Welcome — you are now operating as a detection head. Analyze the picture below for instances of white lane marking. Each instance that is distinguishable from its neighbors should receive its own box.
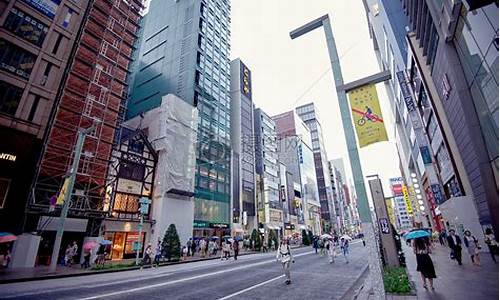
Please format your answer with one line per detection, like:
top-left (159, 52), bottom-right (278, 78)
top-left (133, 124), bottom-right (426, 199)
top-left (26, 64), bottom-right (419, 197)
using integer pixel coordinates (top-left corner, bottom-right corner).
top-left (1, 272), bottom-right (172, 299)
top-left (77, 251), bottom-right (313, 300)
top-left (216, 275), bottom-right (285, 300)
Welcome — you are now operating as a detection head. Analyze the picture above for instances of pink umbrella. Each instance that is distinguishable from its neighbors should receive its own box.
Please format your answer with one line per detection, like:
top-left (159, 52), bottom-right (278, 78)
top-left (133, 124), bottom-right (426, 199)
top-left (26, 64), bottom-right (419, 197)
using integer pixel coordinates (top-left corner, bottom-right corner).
top-left (83, 241), bottom-right (98, 250)
top-left (0, 232), bottom-right (17, 243)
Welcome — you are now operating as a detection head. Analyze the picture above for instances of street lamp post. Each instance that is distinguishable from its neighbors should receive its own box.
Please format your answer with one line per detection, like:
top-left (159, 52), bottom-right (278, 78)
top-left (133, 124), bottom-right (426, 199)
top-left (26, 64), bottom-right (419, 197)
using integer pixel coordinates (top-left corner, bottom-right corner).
top-left (49, 125), bottom-right (96, 273)
top-left (290, 14), bottom-right (390, 299)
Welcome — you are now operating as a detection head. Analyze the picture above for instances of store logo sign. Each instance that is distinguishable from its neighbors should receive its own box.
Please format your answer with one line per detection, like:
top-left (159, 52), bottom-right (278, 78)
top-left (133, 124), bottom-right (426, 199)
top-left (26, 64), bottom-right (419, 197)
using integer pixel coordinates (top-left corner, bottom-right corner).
top-left (0, 153), bottom-right (16, 162)
top-left (240, 61), bottom-right (252, 99)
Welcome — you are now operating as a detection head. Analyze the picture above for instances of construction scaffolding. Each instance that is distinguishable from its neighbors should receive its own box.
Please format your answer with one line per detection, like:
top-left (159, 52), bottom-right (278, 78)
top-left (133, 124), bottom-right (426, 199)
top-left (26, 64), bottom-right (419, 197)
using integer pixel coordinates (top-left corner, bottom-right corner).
top-left (30, 0), bottom-right (145, 223)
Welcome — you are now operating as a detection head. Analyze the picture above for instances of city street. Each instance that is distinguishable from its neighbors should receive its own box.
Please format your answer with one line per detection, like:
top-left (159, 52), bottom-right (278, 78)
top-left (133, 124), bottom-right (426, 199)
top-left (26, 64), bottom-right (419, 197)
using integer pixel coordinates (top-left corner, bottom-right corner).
top-left (1, 242), bottom-right (367, 300)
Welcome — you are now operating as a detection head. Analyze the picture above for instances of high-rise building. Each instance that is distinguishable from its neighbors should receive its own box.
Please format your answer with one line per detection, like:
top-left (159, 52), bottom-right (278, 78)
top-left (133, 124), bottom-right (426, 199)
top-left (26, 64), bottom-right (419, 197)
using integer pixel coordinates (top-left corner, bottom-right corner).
top-left (296, 103), bottom-right (337, 233)
top-left (330, 158), bottom-right (352, 233)
top-left (0, 0), bottom-right (89, 240)
top-left (273, 111), bottom-right (321, 235)
top-left (254, 108), bottom-right (282, 235)
top-left (389, 177), bottom-right (412, 229)
top-left (127, 0), bottom-right (232, 238)
top-left (365, 0), bottom-right (498, 237)
top-left (362, 0), bottom-right (444, 231)
top-left (403, 0), bottom-right (498, 238)
top-left (230, 58), bottom-right (256, 236)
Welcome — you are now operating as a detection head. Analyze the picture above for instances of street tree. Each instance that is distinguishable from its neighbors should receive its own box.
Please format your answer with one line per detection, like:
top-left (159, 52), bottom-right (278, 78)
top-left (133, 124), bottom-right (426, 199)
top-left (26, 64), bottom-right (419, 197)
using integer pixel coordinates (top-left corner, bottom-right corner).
top-left (251, 228), bottom-right (261, 251)
top-left (268, 230), bottom-right (278, 250)
top-left (302, 229), bottom-right (310, 246)
top-left (162, 224), bottom-right (181, 261)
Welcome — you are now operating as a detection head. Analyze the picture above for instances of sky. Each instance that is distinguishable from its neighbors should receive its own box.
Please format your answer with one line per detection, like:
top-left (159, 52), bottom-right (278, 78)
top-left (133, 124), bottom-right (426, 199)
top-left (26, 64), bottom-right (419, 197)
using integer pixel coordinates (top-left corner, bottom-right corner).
top-left (230, 0), bottom-right (402, 198)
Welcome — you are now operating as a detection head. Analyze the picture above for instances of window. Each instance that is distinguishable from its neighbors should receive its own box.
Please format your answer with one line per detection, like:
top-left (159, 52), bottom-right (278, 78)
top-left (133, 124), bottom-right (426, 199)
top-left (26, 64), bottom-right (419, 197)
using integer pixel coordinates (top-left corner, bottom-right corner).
top-left (41, 62), bottom-right (52, 86)
top-left (129, 139), bottom-right (144, 154)
top-left (118, 160), bottom-right (145, 181)
top-left (28, 95), bottom-right (41, 121)
top-left (52, 34), bottom-right (63, 55)
top-left (113, 193), bottom-right (140, 213)
top-left (62, 8), bottom-right (73, 28)
top-left (0, 39), bottom-right (36, 79)
top-left (0, 81), bottom-right (23, 115)
top-left (3, 9), bottom-right (48, 47)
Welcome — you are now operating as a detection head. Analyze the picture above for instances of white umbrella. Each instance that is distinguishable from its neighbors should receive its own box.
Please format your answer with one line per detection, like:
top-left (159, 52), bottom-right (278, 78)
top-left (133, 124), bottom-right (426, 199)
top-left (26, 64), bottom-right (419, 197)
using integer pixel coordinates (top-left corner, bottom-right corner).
top-left (320, 234), bottom-right (333, 239)
top-left (340, 235), bottom-right (352, 240)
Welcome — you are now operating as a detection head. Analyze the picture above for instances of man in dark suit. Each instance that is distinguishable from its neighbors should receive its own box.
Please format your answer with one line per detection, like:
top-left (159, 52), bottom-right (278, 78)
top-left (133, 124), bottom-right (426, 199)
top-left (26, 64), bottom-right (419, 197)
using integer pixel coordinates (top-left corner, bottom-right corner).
top-left (447, 229), bottom-right (463, 265)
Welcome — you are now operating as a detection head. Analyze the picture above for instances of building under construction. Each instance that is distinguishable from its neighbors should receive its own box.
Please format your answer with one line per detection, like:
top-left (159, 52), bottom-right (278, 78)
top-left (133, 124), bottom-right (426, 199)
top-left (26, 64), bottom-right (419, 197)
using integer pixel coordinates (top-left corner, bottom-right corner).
top-left (24, 0), bottom-right (145, 265)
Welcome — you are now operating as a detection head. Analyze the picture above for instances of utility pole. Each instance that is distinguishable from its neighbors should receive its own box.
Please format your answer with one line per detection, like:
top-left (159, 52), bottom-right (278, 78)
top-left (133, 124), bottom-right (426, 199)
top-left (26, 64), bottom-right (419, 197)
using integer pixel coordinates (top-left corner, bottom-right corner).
top-left (137, 197), bottom-right (151, 266)
top-left (290, 14), bottom-right (392, 299)
top-left (49, 125), bottom-right (96, 273)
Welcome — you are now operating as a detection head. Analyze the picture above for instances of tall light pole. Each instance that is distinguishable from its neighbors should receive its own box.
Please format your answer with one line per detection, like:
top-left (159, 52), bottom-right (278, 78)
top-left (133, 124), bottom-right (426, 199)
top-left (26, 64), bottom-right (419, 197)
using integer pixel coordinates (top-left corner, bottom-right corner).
top-left (290, 14), bottom-right (391, 299)
top-left (49, 125), bottom-right (96, 272)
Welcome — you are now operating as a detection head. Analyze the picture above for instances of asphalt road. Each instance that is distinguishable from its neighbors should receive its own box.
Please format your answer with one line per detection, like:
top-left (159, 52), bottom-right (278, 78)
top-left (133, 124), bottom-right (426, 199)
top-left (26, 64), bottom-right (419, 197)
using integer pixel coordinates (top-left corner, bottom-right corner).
top-left (1, 241), bottom-right (368, 300)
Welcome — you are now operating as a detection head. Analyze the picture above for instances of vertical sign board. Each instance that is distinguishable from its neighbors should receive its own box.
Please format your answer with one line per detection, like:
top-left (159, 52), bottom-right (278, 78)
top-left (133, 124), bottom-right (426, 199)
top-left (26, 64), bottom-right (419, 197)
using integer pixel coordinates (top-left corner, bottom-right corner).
top-left (369, 178), bottom-right (399, 266)
top-left (240, 61), bottom-right (252, 99)
top-left (348, 84), bottom-right (388, 148)
top-left (402, 185), bottom-right (413, 216)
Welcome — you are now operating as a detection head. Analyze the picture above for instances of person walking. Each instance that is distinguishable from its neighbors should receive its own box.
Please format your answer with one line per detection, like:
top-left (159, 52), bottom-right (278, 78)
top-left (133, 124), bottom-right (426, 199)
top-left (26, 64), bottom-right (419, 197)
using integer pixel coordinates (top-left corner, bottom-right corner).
top-left (233, 239), bottom-right (240, 260)
top-left (186, 239), bottom-right (192, 257)
top-left (153, 241), bottom-right (162, 267)
top-left (484, 228), bottom-right (498, 263)
top-left (2, 248), bottom-right (11, 268)
top-left (327, 239), bottom-right (335, 264)
top-left (276, 238), bottom-right (294, 285)
top-left (199, 239), bottom-right (206, 258)
top-left (81, 247), bottom-right (91, 269)
top-left (313, 238), bottom-right (318, 254)
top-left (191, 239), bottom-right (197, 257)
top-left (463, 230), bottom-right (481, 266)
top-left (341, 238), bottom-right (349, 263)
top-left (413, 237), bottom-right (436, 290)
top-left (64, 244), bottom-right (72, 266)
top-left (142, 244), bottom-right (152, 268)
top-left (222, 241), bottom-right (231, 260)
top-left (70, 241), bottom-right (78, 267)
top-left (447, 229), bottom-right (463, 265)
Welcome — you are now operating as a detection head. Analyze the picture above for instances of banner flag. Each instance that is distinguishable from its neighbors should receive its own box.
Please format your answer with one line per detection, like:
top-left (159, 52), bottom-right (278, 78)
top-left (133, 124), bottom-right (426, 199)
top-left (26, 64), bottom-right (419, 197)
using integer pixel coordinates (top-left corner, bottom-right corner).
top-left (56, 177), bottom-right (70, 205)
top-left (348, 84), bottom-right (389, 148)
top-left (402, 185), bottom-right (413, 216)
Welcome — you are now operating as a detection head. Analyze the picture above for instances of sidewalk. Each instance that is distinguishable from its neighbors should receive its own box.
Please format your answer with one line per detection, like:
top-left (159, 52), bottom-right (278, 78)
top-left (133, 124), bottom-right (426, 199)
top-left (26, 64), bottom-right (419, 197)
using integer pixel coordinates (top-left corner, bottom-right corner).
top-left (0, 247), bottom-right (266, 284)
top-left (403, 242), bottom-right (498, 299)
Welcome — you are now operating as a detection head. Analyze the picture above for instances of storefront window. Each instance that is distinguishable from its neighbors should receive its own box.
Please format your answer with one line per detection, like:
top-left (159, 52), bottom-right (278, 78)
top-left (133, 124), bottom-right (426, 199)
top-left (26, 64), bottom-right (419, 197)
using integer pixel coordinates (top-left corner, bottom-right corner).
top-left (105, 231), bottom-right (145, 260)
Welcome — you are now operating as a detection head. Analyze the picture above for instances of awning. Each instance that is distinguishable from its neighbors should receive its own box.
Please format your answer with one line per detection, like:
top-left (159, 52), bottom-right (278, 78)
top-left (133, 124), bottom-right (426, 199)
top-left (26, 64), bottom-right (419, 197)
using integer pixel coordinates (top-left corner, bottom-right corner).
top-left (266, 224), bottom-right (281, 230)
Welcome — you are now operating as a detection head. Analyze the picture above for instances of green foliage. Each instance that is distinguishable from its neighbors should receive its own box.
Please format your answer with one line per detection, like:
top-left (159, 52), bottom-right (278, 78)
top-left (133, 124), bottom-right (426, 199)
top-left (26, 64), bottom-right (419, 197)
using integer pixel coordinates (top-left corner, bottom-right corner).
top-left (302, 229), bottom-right (311, 246)
top-left (307, 230), bottom-right (313, 244)
top-left (91, 262), bottom-right (135, 270)
top-left (383, 267), bottom-right (412, 294)
top-left (251, 229), bottom-right (261, 250)
top-left (267, 230), bottom-right (278, 250)
top-left (161, 224), bottom-right (181, 261)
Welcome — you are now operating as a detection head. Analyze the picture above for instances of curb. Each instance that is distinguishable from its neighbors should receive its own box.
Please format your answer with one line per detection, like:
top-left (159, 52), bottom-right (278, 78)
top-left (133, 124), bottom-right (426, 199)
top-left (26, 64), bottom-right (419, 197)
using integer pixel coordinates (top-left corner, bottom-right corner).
top-left (342, 264), bottom-right (370, 300)
top-left (0, 246), bottom-right (308, 284)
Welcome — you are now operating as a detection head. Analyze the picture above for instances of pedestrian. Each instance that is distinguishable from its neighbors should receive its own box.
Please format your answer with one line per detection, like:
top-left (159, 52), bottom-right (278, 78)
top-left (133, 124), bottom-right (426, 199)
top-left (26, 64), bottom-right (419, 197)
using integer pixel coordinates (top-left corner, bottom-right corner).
top-left (96, 244), bottom-right (106, 267)
top-left (276, 238), bottom-right (294, 285)
top-left (186, 239), bottom-right (192, 256)
top-left (205, 238), bottom-right (209, 256)
top-left (154, 241), bottom-right (162, 267)
top-left (70, 241), bottom-right (78, 266)
top-left (213, 240), bottom-right (219, 256)
top-left (233, 239), bottom-right (240, 260)
top-left (199, 238), bottom-right (206, 258)
top-left (271, 239), bottom-right (276, 251)
top-left (81, 248), bottom-right (91, 269)
top-left (447, 229), bottom-right (463, 265)
top-left (362, 239), bottom-right (366, 247)
top-left (318, 239), bottom-right (324, 256)
top-left (64, 244), bottom-right (72, 266)
top-left (413, 237), bottom-right (436, 290)
top-left (463, 230), bottom-right (481, 266)
top-left (484, 228), bottom-right (498, 263)
top-left (208, 240), bottom-right (214, 257)
top-left (191, 239), bottom-right (197, 257)
top-left (2, 248), bottom-right (11, 268)
top-left (221, 240), bottom-right (231, 260)
top-left (142, 244), bottom-right (152, 267)
top-left (182, 246), bottom-right (188, 260)
top-left (341, 238), bottom-right (349, 263)
top-left (313, 238), bottom-right (318, 254)
top-left (327, 239), bottom-right (335, 264)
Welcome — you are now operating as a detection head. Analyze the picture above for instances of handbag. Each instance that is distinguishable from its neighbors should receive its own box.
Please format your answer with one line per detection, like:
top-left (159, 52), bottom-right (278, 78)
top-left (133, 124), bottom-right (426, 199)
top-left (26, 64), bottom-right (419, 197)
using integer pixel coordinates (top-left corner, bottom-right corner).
top-left (450, 250), bottom-right (455, 260)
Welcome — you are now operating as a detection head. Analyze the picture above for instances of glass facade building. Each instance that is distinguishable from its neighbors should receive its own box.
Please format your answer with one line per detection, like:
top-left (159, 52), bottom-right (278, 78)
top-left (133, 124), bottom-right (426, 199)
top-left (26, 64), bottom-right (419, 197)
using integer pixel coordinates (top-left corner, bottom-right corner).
top-left (128, 0), bottom-right (232, 234)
